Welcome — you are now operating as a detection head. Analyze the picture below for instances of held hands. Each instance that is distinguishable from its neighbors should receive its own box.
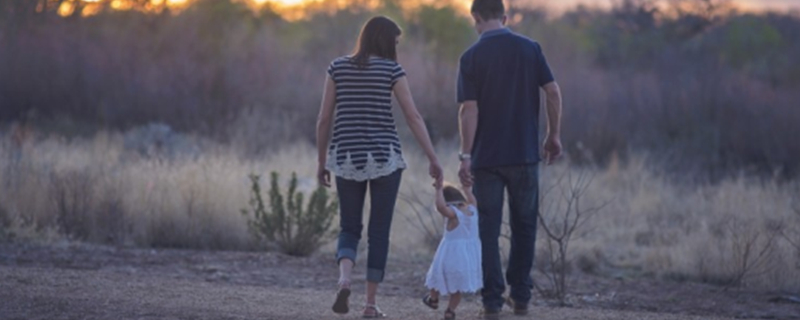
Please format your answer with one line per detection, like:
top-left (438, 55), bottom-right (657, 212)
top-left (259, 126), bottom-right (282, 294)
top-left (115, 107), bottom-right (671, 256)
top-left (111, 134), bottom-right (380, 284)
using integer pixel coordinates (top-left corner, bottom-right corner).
top-left (429, 160), bottom-right (443, 188)
top-left (543, 134), bottom-right (563, 165)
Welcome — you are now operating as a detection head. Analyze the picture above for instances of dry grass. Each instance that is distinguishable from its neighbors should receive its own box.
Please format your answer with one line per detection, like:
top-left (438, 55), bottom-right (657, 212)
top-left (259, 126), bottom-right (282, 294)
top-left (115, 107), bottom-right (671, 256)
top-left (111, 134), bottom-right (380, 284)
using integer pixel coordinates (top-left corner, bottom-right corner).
top-left (1, 132), bottom-right (798, 291)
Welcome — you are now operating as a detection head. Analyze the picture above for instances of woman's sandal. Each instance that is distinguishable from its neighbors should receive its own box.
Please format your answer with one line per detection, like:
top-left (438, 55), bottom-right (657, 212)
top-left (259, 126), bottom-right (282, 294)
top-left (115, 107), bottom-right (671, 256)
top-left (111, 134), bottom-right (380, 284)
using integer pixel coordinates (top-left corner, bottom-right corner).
top-left (444, 308), bottom-right (456, 320)
top-left (362, 304), bottom-right (387, 319)
top-left (422, 294), bottom-right (439, 310)
top-left (331, 282), bottom-right (351, 314)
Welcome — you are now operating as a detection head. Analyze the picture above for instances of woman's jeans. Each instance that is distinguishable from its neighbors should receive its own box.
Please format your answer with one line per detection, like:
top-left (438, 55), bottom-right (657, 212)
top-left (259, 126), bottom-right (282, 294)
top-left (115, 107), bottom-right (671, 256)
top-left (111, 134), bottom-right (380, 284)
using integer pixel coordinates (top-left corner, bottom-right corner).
top-left (335, 169), bottom-right (402, 283)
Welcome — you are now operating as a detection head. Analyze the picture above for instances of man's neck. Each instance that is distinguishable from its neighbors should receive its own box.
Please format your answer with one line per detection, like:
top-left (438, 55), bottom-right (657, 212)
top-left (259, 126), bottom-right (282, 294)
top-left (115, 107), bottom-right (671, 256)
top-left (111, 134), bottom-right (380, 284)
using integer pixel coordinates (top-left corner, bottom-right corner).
top-left (479, 20), bottom-right (505, 35)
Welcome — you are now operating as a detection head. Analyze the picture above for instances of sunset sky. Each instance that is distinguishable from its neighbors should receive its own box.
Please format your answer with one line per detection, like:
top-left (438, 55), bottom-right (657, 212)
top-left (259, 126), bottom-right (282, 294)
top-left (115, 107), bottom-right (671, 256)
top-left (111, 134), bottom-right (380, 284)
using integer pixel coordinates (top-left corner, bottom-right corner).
top-left (551, 0), bottom-right (800, 11)
top-left (259, 0), bottom-right (800, 11)
top-left (262, 0), bottom-right (800, 19)
top-left (65, 0), bottom-right (800, 18)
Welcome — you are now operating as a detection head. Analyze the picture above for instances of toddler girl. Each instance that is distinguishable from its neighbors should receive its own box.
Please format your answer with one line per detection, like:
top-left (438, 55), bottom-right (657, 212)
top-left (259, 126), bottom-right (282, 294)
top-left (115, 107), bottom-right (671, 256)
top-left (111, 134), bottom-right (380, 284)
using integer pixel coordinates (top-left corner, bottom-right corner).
top-left (422, 181), bottom-right (483, 320)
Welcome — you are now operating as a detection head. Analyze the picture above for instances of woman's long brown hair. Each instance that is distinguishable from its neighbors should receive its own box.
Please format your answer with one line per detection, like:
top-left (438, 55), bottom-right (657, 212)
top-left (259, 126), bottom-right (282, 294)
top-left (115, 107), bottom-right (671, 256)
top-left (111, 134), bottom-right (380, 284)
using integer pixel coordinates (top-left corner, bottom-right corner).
top-left (351, 16), bottom-right (402, 67)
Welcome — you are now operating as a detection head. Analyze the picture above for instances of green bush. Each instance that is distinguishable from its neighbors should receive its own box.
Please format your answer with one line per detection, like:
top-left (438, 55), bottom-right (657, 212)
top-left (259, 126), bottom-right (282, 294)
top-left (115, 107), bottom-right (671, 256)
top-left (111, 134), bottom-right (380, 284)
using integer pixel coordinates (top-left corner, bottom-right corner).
top-left (243, 172), bottom-right (338, 256)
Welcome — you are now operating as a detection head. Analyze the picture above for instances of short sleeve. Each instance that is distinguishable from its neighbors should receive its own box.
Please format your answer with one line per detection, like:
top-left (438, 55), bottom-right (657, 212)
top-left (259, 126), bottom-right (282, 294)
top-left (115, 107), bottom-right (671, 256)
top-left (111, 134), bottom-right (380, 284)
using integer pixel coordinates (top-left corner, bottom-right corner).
top-left (327, 60), bottom-right (337, 82)
top-left (391, 63), bottom-right (406, 85)
top-left (457, 53), bottom-right (477, 103)
top-left (536, 44), bottom-right (555, 86)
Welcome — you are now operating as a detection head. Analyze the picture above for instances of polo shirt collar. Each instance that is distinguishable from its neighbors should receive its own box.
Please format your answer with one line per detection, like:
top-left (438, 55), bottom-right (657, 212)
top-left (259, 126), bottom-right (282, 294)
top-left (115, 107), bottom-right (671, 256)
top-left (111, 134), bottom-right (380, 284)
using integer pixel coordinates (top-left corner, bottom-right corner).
top-left (480, 27), bottom-right (511, 40)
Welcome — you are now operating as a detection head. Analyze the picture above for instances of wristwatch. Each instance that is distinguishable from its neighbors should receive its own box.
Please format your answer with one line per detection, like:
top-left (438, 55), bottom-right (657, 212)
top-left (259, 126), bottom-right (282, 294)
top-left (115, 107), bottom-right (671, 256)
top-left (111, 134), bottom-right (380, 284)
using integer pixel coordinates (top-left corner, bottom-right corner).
top-left (458, 152), bottom-right (471, 161)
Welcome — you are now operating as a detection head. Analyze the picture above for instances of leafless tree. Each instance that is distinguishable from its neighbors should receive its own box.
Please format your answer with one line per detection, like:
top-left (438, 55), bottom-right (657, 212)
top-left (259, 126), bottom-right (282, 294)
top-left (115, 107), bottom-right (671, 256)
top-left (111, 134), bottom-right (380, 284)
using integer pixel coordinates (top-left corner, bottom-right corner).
top-left (399, 188), bottom-right (442, 252)
top-left (722, 217), bottom-right (780, 288)
top-left (535, 168), bottom-right (607, 305)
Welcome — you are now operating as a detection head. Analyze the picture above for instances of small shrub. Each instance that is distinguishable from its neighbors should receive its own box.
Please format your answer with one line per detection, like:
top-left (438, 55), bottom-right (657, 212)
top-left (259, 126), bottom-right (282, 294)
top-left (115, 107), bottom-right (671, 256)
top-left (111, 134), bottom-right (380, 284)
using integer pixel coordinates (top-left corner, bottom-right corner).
top-left (49, 168), bottom-right (96, 240)
top-left (0, 204), bottom-right (9, 241)
top-left (93, 186), bottom-right (127, 245)
top-left (712, 217), bottom-right (780, 287)
top-left (243, 172), bottom-right (338, 256)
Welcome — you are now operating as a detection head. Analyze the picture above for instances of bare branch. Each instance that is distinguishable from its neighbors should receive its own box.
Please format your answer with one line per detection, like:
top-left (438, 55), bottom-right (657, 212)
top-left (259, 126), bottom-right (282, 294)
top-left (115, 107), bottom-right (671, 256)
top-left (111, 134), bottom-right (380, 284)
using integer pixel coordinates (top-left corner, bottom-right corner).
top-left (534, 167), bottom-right (605, 305)
top-left (399, 188), bottom-right (441, 251)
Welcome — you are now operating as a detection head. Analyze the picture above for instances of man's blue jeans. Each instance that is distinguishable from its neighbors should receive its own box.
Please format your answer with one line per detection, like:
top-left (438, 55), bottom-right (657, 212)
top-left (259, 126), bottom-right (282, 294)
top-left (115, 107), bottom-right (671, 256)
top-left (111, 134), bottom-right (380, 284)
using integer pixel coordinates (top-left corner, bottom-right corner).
top-left (335, 169), bottom-right (402, 283)
top-left (473, 165), bottom-right (539, 311)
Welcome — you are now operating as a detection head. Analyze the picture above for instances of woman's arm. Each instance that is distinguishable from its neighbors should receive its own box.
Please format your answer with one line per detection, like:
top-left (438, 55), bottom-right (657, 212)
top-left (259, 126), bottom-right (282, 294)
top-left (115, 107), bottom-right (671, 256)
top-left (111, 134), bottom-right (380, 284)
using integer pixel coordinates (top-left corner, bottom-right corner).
top-left (393, 76), bottom-right (443, 184)
top-left (316, 75), bottom-right (337, 187)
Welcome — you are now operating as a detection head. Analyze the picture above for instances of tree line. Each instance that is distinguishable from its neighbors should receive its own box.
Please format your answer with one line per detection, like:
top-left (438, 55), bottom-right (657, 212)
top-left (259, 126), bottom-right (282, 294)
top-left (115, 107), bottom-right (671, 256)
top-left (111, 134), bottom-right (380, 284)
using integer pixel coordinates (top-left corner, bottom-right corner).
top-left (1, 0), bottom-right (798, 179)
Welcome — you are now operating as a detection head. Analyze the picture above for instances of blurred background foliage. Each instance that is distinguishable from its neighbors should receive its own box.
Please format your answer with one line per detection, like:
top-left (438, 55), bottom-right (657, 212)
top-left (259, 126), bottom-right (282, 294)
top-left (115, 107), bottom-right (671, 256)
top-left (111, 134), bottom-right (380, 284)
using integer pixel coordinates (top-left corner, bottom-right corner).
top-left (1, 0), bottom-right (799, 180)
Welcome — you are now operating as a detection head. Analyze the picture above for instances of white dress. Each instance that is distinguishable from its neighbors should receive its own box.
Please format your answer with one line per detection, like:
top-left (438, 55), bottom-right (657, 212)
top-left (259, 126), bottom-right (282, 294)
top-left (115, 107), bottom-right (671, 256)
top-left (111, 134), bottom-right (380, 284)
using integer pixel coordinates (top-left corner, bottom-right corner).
top-left (424, 205), bottom-right (483, 295)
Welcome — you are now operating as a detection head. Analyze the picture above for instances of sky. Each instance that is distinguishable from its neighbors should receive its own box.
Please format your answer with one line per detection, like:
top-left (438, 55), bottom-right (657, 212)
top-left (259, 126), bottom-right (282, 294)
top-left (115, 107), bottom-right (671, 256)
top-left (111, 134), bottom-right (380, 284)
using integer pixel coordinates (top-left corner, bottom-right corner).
top-left (67, 0), bottom-right (800, 18)
top-left (258, 0), bottom-right (800, 10)
top-left (243, 0), bottom-right (800, 21)
top-left (480, 0), bottom-right (800, 12)
top-left (738, 0), bottom-right (800, 10)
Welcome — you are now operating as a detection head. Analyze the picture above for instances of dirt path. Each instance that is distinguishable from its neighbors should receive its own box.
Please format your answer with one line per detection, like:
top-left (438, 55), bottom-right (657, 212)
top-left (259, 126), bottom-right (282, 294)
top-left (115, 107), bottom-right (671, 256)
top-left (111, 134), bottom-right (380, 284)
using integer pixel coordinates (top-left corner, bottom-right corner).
top-left (0, 265), bottom-right (751, 320)
top-left (0, 244), bottom-right (794, 320)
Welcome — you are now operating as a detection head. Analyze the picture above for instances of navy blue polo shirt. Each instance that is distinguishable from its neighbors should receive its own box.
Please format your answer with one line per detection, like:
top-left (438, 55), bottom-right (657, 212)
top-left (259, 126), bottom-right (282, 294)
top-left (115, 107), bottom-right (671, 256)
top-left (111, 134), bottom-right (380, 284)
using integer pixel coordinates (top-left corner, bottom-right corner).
top-left (457, 28), bottom-right (555, 169)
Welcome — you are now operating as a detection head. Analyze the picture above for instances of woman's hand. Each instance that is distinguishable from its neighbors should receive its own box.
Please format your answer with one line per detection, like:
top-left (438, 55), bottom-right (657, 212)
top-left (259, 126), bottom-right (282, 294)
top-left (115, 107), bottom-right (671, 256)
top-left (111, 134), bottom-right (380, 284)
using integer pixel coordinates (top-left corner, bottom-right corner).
top-left (317, 165), bottom-right (331, 188)
top-left (429, 160), bottom-right (443, 187)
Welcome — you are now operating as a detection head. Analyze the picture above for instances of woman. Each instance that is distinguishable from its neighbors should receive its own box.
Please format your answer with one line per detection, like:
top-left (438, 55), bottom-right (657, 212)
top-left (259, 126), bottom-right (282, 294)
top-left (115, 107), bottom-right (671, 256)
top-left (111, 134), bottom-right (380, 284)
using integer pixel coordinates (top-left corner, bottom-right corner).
top-left (316, 16), bottom-right (443, 318)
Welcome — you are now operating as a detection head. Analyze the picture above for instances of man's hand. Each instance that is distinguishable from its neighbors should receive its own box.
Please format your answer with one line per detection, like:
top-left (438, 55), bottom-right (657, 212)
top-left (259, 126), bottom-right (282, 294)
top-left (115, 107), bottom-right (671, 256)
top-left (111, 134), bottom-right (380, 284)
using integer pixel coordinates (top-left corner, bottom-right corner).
top-left (543, 135), bottom-right (562, 165)
top-left (458, 159), bottom-right (473, 187)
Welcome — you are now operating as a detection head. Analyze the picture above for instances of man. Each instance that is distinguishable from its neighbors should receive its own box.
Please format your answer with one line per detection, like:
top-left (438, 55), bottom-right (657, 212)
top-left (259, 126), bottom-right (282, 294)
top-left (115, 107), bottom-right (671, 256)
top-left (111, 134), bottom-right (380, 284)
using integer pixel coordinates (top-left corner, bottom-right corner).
top-left (456, 0), bottom-right (563, 319)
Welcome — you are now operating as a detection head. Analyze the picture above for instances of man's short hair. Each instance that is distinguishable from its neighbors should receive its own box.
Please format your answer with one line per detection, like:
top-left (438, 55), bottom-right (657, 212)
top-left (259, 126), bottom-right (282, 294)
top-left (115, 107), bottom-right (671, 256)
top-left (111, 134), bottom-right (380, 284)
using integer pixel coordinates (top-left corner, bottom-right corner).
top-left (471, 0), bottom-right (505, 21)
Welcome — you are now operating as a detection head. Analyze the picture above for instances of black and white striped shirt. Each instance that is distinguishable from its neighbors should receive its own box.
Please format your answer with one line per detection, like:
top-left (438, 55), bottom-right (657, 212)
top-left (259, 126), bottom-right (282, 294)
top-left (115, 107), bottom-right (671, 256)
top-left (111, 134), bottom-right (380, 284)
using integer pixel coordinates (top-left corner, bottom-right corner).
top-left (325, 56), bottom-right (407, 181)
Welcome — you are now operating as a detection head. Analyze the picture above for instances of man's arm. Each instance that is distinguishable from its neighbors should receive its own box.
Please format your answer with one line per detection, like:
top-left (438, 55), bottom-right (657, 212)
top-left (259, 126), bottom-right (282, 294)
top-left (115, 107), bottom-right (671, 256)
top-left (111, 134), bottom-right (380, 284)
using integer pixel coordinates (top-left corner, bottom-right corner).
top-left (458, 101), bottom-right (478, 184)
top-left (542, 81), bottom-right (562, 164)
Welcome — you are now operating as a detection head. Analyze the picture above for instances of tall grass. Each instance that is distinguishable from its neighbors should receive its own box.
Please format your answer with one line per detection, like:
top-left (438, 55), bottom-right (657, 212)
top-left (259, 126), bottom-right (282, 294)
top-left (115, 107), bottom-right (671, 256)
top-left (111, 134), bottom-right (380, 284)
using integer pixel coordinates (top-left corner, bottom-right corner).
top-left (3, 1), bottom-right (800, 178)
top-left (1, 130), bottom-right (797, 290)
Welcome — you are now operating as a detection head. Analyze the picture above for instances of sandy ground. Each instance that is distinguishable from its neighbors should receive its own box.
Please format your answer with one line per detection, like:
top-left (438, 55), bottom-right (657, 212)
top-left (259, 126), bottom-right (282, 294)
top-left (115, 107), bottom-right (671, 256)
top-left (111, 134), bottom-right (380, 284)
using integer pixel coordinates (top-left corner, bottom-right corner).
top-left (0, 244), bottom-right (796, 320)
top-left (0, 265), bottom-right (753, 320)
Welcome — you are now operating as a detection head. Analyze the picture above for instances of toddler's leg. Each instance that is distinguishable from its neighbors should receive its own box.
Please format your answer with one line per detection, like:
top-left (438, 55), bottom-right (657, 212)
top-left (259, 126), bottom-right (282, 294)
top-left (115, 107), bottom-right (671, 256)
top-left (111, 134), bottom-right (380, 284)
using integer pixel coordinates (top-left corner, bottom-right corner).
top-left (430, 289), bottom-right (440, 300)
top-left (422, 289), bottom-right (440, 309)
top-left (447, 292), bottom-right (462, 311)
top-left (444, 292), bottom-right (460, 320)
